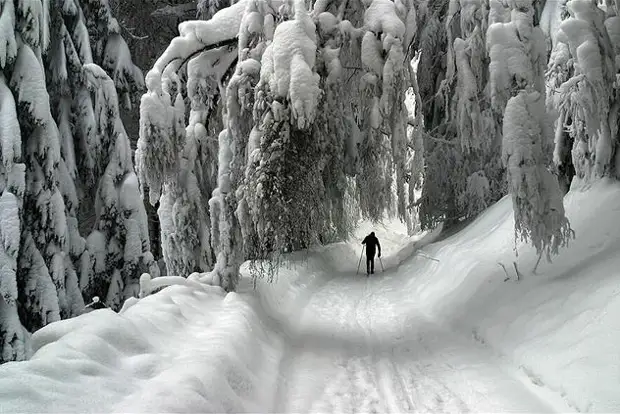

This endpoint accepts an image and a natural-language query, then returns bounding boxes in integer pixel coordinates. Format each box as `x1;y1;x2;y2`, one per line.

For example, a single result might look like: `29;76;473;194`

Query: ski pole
356;245;364;274
379;256;385;272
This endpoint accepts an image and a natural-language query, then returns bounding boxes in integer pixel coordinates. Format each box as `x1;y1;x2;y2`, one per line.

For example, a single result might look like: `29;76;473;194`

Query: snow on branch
503;91;573;260
258;0;321;129
0;0;17;68
138;273;206;298
151;2;197;19
151;0;246;77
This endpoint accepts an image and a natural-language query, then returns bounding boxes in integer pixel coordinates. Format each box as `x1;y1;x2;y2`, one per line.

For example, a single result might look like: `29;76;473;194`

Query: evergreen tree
0;0;145;362
0;70;27;363
546;0;619;184
414;0;506;230
487;0;573;259
82;64;157;310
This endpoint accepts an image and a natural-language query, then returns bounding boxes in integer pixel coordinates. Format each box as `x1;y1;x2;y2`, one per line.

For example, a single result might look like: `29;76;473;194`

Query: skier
362;232;381;275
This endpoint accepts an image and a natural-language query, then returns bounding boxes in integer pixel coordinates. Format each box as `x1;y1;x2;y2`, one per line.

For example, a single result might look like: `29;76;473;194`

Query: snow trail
269;263;560;413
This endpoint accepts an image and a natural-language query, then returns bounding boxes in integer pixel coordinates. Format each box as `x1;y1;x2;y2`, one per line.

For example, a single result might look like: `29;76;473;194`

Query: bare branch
513;261;523;281
498;262;511;282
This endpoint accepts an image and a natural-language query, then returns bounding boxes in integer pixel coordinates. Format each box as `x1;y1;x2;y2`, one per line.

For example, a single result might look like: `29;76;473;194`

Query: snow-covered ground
1;181;619;413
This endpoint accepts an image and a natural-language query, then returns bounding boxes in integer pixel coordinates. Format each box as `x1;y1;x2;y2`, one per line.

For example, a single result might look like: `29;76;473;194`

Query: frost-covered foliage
356;0;415;223
0;0;145;362
414;0;505;230
545;0;619;182
135;2;239;277
140;0;418;290
488;0;573;259
1;0;79;361
502;91;572;259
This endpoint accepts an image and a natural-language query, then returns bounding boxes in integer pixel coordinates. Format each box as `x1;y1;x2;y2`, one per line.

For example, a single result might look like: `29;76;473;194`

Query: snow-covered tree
82;64;157;310
142;0;613;290
197;0;230;20
139;0;419;290
414;0;506;229
411;0;577;258
546;0;619;184
80;0;145;108
487;0;573;259
11;3;79;331
0;72;27;363
0;0;145;362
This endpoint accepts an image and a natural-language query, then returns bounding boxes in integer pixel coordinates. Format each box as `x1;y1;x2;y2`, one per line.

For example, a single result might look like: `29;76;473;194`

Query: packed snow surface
1;181;620;412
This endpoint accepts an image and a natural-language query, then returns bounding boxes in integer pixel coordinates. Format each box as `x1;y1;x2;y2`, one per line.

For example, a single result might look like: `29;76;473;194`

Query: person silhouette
362;232;381;275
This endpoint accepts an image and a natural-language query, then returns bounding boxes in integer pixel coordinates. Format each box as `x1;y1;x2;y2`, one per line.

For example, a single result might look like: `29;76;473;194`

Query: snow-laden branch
151;0;247;77
138;273;207;298
546;0;618;180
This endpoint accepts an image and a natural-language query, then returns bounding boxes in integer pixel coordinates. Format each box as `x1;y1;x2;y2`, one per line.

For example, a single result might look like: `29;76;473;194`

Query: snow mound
0;285;280;413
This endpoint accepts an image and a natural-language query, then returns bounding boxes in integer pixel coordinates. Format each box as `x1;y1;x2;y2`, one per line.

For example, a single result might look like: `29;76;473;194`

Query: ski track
272;267;562;413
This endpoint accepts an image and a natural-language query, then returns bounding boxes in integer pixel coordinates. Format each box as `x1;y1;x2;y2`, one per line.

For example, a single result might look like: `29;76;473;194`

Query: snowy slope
410;179;620;412
0;182;618;412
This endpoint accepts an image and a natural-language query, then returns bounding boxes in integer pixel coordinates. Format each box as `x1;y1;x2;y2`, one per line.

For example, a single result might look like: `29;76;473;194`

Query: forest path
271;266;558;413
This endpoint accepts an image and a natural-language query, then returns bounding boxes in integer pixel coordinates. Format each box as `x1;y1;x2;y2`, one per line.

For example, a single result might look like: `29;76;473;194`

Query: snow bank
0;285;282;413
409;179;620;412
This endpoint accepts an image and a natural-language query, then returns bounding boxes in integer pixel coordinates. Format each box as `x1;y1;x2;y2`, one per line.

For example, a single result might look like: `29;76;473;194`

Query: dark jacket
362;233;381;257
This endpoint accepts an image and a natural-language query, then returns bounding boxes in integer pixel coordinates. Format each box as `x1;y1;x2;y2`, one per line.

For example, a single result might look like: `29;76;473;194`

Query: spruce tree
0;0;146;362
